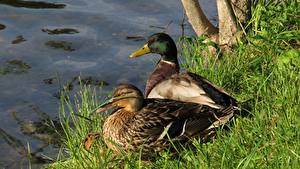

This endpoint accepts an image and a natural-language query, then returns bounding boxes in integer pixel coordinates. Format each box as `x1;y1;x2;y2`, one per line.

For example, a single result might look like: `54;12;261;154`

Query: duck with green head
130;33;237;109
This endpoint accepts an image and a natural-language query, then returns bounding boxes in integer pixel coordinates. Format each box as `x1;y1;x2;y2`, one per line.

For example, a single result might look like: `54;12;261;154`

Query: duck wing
186;72;237;107
126;99;236;149
147;72;237;109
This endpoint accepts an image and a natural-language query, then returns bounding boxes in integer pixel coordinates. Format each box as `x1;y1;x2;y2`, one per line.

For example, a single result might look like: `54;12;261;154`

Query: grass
48;0;300;168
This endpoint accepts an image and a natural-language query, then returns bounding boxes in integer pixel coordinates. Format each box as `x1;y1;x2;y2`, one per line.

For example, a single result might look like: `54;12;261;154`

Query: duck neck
159;57;179;71
160;50;179;68
145;58;179;97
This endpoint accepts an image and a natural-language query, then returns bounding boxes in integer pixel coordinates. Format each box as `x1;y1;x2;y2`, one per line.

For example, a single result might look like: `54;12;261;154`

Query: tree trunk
181;0;250;50
217;0;239;48
181;0;219;43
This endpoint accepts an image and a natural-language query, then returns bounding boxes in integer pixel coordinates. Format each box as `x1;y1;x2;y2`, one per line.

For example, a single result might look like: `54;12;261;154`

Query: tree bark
181;0;219;43
216;0;240;48
181;0;250;50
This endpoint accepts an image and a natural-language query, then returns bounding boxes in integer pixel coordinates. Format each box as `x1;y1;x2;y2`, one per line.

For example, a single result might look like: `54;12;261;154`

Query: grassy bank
49;0;299;168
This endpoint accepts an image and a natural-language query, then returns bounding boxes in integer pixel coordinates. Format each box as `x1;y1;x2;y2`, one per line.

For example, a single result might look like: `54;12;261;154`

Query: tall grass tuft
50;86;114;168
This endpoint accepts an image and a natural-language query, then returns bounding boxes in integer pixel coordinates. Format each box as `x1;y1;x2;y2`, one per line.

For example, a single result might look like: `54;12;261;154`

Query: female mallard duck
97;84;237;154
129;33;237;109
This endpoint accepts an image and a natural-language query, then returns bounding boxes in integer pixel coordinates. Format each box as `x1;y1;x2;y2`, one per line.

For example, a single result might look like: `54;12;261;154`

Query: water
0;0;217;168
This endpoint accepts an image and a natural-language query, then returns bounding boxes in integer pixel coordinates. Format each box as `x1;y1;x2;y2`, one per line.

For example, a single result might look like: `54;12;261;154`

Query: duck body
130;33;237;109
145;59;179;97
147;68;237;109
100;84;236;154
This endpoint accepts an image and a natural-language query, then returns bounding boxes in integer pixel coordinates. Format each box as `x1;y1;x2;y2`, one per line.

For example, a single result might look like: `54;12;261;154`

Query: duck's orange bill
96;99;115;113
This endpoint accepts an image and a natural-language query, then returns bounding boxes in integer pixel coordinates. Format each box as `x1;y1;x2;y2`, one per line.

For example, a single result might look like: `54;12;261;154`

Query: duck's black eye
121;91;132;96
114;92;123;97
115;91;131;97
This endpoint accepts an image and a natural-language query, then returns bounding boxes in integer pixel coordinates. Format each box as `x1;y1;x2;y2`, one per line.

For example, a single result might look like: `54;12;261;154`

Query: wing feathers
128;100;235;143
147;72;237;108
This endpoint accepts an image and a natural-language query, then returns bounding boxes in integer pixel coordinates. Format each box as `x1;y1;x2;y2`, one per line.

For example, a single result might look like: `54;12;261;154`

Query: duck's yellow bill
129;43;150;58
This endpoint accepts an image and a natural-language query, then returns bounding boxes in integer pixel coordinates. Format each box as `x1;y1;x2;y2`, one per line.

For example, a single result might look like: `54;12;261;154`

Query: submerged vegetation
50;0;299;168
0;59;31;75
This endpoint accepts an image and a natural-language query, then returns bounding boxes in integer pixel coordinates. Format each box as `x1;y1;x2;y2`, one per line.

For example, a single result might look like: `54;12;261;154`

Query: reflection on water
42;28;80;35
0;0;217;168
126;35;146;42
0;0;65;9
0;23;5;30
0;59;31;75
12;35;26;44
0;108;63;168
78;76;109;86
45;41;75;52
47;76;109;99
13;109;63;145
0;103;64;168
0;128;29;167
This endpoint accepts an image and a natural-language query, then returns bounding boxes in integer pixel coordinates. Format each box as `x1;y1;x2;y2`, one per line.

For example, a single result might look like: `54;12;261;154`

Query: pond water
0;0;217;168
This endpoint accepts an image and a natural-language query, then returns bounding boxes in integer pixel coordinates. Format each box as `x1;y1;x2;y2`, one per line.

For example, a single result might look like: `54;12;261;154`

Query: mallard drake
97;84;237;154
129;33;237;109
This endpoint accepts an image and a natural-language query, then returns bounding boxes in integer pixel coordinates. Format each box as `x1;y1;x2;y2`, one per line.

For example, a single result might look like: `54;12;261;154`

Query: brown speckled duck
97;84;237;154
129;33;237;109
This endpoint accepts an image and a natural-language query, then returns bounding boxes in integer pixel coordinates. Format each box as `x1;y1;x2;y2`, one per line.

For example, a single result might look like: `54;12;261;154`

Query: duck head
97;84;144;113
129;33;178;64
